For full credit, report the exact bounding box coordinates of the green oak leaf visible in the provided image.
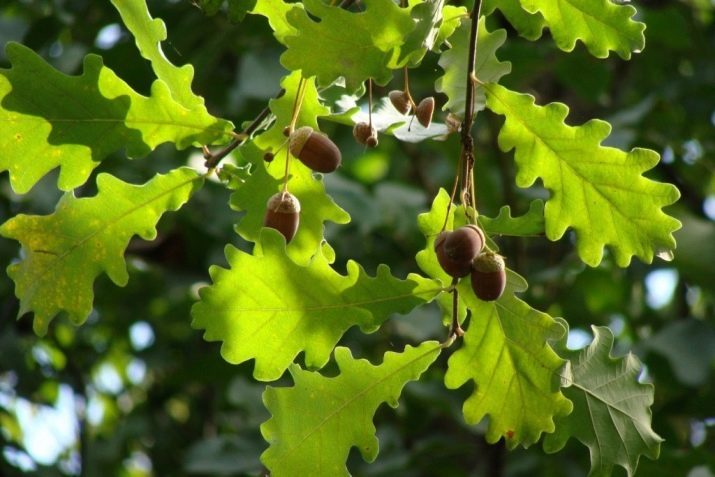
[483,0,545,41]
[485,83,681,267]
[110,0,208,110]
[479,200,545,237]
[544,326,662,476]
[435,17,511,118]
[0,43,231,194]
[195,0,253,22]
[416,189,572,448]
[519,0,645,59]
[398,1,466,66]
[191,229,443,382]
[248,0,302,44]
[0,168,203,335]
[281,0,415,91]
[230,71,350,264]
[261,342,441,476]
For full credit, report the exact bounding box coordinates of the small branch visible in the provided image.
[203,88,285,170]
[458,0,483,217]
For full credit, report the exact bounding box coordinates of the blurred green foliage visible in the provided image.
[1,1,714,476]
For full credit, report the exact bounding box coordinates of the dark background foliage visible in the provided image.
[1,1,714,476]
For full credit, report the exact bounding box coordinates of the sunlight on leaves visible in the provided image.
[261,342,441,476]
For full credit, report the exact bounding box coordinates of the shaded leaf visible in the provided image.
[230,71,350,264]
[485,83,681,267]
[0,43,231,194]
[416,190,572,448]
[519,0,645,59]
[0,167,203,334]
[398,1,466,66]
[261,342,442,476]
[483,0,545,41]
[544,326,662,477]
[435,17,511,118]
[191,229,443,382]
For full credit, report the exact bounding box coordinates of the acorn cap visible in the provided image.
[289,126,341,173]
[415,96,435,128]
[472,252,505,273]
[389,90,412,115]
[353,121,377,146]
[264,191,301,242]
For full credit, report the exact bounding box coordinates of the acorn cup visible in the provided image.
[435,225,485,278]
[388,90,412,115]
[470,252,506,301]
[264,191,301,243]
[289,126,342,173]
[353,121,378,148]
[415,96,435,128]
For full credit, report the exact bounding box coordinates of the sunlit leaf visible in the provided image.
[261,342,441,476]
[191,229,443,382]
[519,0,645,59]
[485,83,681,267]
[0,43,231,194]
[0,168,203,334]
[479,200,545,237]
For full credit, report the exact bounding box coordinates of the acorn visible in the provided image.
[435,231,471,278]
[415,96,435,128]
[388,90,412,115]
[470,252,506,301]
[353,121,378,148]
[263,151,275,163]
[264,191,301,243]
[444,225,485,264]
[289,126,341,173]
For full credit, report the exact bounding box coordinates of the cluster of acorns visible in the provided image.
[434,225,506,302]
[263,126,341,243]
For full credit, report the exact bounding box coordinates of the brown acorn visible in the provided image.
[263,151,275,163]
[470,252,506,301]
[264,191,301,243]
[289,126,341,173]
[353,121,378,147]
[444,225,485,264]
[435,231,472,278]
[415,96,435,128]
[388,90,412,115]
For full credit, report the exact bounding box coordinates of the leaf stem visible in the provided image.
[283,77,308,192]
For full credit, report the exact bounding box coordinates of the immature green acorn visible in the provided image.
[353,121,378,148]
[264,191,301,243]
[415,96,435,128]
[470,252,506,301]
[289,126,341,173]
[435,225,485,278]
[388,90,411,115]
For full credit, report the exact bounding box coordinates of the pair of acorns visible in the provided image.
[435,225,506,301]
[389,90,435,128]
[263,126,341,243]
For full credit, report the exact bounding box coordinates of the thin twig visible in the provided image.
[203,88,285,170]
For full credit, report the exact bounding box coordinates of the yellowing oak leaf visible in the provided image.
[0,168,203,334]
